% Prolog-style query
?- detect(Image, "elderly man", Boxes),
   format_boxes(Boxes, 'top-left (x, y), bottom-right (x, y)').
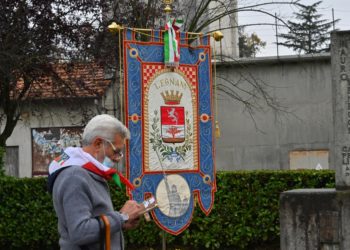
top-left (48, 114), bottom-right (143, 250)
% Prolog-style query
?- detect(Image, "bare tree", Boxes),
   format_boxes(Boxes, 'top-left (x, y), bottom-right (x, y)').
top-left (178, 0), bottom-right (296, 33)
top-left (0, 0), bottom-right (109, 148)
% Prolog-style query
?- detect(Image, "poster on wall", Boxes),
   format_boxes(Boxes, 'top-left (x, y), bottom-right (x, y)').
top-left (31, 127), bottom-right (83, 175)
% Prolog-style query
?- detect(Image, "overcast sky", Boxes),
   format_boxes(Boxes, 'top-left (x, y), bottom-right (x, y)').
top-left (238, 0), bottom-right (350, 57)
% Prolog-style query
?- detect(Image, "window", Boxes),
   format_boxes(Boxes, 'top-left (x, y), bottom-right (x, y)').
top-left (289, 150), bottom-right (329, 170)
top-left (5, 146), bottom-right (19, 177)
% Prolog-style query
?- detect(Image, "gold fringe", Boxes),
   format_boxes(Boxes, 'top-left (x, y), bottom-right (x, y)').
top-left (215, 121), bottom-right (221, 138)
top-left (213, 35), bottom-right (220, 138)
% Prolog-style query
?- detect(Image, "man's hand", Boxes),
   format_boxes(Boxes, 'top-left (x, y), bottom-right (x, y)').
top-left (119, 200), bottom-right (143, 230)
top-left (119, 198), bottom-right (158, 230)
top-left (120, 200), bottom-right (144, 221)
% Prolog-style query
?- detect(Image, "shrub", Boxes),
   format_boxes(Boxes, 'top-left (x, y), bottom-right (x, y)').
top-left (0, 177), bottom-right (58, 249)
top-left (0, 147), bottom-right (5, 176)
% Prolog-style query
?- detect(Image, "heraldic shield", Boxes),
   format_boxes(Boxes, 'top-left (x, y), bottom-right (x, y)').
top-left (123, 29), bottom-right (216, 235)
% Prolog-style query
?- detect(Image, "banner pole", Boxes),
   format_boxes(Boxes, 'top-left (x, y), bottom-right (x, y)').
top-left (162, 231), bottom-right (167, 250)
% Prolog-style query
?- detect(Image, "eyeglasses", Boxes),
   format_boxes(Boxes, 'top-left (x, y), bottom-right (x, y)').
top-left (104, 139), bottom-right (124, 159)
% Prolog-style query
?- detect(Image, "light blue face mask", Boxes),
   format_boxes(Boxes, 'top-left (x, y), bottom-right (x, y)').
top-left (101, 142), bottom-right (115, 168)
top-left (102, 156), bottom-right (115, 168)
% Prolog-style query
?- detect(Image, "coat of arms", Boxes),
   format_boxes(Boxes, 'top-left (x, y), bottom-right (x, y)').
top-left (147, 71), bottom-right (196, 170)
top-left (160, 90), bottom-right (185, 143)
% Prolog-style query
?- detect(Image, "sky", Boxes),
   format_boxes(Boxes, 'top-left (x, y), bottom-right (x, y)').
top-left (237, 0), bottom-right (350, 57)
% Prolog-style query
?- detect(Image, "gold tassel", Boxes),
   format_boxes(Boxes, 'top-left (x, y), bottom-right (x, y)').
top-left (215, 121), bottom-right (221, 138)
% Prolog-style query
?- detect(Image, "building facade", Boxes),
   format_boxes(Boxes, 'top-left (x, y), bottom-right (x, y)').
top-left (215, 53), bottom-right (333, 170)
top-left (3, 54), bottom-right (333, 177)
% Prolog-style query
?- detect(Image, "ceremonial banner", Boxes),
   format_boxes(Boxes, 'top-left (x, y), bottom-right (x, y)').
top-left (124, 29), bottom-right (216, 235)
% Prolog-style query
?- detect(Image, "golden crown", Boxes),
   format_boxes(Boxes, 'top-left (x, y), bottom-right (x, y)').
top-left (161, 90), bottom-right (183, 105)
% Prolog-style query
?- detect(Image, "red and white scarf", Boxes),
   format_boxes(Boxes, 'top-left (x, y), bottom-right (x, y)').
top-left (49, 147), bottom-right (134, 190)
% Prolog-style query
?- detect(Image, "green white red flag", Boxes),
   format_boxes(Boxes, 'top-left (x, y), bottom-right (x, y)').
top-left (164, 19), bottom-right (183, 66)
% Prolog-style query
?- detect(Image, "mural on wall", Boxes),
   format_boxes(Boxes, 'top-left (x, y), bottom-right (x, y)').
top-left (31, 127), bottom-right (83, 175)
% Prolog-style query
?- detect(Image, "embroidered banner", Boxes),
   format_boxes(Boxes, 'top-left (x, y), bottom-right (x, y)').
top-left (124, 29), bottom-right (216, 235)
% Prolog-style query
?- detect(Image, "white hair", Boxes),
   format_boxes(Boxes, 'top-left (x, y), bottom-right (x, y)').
top-left (82, 114), bottom-right (130, 146)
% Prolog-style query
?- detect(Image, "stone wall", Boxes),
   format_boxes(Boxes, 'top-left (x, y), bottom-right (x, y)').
top-left (280, 189), bottom-right (350, 250)
top-left (280, 30), bottom-right (350, 250)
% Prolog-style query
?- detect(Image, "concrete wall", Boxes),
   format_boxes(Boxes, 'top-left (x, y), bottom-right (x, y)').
top-left (279, 31), bottom-right (350, 250)
top-left (280, 189), bottom-right (350, 250)
top-left (331, 31), bottom-right (350, 190)
top-left (215, 54), bottom-right (333, 170)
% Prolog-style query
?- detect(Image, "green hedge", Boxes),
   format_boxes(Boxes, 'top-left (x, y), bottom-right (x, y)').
top-left (0, 147), bottom-right (4, 176)
top-left (0, 170), bottom-right (335, 250)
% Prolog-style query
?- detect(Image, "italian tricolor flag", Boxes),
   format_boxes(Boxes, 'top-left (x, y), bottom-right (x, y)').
top-left (164, 19), bottom-right (183, 66)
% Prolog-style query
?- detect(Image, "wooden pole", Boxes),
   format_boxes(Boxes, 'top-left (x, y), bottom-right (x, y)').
top-left (162, 231), bottom-right (167, 250)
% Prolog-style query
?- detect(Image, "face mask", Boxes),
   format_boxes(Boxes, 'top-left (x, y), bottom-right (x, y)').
top-left (102, 156), bottom-right (115, 168)
top-left (101, 142), bottom-right (115, 168)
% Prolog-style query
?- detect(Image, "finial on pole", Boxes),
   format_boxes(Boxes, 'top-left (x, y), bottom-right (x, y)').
top-left (108, 22), bottom-right (123, 34)
top-left (212, 31), bottom-right (224, 42)
top-left (163, 0), bottom-right (174, 15)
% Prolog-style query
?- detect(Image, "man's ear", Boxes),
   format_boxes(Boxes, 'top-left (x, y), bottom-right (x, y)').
top-left (92, 137), bottom-right (103, 149)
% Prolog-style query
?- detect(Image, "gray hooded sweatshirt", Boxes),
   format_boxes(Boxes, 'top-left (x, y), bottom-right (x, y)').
top-left (52, 165), bottom-right (125, 250)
